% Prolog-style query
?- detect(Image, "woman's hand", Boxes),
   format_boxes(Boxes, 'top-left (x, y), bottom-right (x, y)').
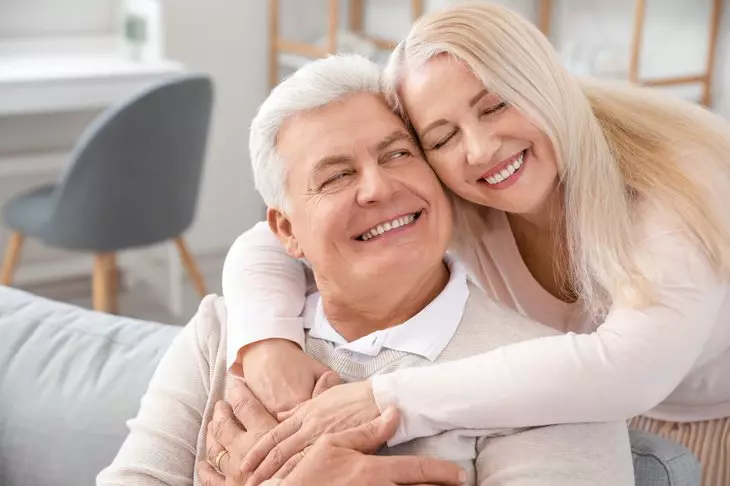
top-left (241, 380), bottom-right (381, 484)
top-left (240, 338), bottom-right (332, 414)
top-left (280, 408), bottom-right (466, 486)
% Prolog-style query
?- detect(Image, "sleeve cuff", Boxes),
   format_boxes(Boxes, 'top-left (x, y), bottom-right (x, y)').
top-left (372, 373), bottom-right (411, 446)
top-left (226, 316), bottom-right (306, 376)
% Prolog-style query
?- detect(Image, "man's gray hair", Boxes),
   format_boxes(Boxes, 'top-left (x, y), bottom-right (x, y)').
top-left (250, 54), bottom-right (383, 211)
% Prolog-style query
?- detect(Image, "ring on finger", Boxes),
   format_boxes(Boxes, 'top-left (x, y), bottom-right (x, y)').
top-left (212, 449), bottom-right (229, 475)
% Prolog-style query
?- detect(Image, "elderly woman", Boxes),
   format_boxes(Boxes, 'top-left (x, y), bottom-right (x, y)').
top-left (97, 55), bottom-right (633, 485)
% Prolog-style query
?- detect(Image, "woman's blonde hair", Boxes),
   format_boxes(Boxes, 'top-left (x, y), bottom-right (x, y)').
top-left (384, 1), bottom-right (730, 315)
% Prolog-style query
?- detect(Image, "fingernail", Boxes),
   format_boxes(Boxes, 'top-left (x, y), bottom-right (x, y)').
top-left (382, 407), bottom-right (396, 420)
top-left (459, 469), bottom-right (468, 484)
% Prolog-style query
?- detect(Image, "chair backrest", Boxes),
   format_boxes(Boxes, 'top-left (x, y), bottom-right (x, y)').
top-left (45, 74), bottom-right (214, 251)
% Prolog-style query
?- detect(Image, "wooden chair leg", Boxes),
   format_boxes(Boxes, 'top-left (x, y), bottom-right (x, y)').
top-left (93, 253), bottom-right (118, 314)
top-left (173, 237), bottom-right (208, 298)
top-left (1, 231), bottom-right (25, 286)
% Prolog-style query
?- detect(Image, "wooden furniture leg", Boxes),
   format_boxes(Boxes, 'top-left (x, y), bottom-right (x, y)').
top-left (93, 253), bottom-right (118, 313)
top-left (327, 0), bottom-right (339, 54)
top-left (539, 0), bottom-right (553, 37)
top-left (174, 237), bottom-right (208, 298)
top-left (628, 0), bottom-right (647, 83)
top-left (702, 0), bottom-right (722, 106)
top-left (1, 231), bottom-right (25, 286)
top-left (269, 0), bottom-right (280, 89)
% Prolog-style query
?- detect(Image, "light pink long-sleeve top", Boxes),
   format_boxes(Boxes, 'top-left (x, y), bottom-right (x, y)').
top-left (222, 205), bottom-right (730, 445)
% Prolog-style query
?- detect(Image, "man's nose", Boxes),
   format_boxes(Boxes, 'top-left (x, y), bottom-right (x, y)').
top-left (356, 165), bottom-right (398, 205)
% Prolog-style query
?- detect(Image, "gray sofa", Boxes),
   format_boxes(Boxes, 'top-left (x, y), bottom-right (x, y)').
top-left (0, 286), bottom-right (701, 486)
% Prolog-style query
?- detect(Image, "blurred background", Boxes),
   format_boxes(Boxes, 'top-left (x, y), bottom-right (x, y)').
top-left (0, 0), bottom-right (727, 324)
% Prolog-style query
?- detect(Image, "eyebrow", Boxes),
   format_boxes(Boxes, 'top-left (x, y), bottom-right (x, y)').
top-left (420, 89), bottom-right (491, 138)
top-left (310, 154), bottom-right (351, 178)
top-left (309, 130), bottom-right (413, 180)
top-left (375, 130), bottom-right (413, 152)
top-left (469, 89), bottom-right (489, 107)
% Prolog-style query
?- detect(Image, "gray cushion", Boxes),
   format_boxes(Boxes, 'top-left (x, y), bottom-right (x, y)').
top-left (0, 286), bottom-right (701, 486)
top-left (0, 286), bottom-right (180, 486)
top-left (630, 428), bottom-right (702, 486)
top-left (2, 185), bottom-right (56, 235)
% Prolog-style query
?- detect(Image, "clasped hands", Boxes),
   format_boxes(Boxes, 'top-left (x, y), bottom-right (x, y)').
top-left (197, 341), bottom-right (465, 486)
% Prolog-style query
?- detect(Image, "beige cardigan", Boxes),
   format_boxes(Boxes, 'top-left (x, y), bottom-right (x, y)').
top-left (98, 294), bottom-right (633, 485)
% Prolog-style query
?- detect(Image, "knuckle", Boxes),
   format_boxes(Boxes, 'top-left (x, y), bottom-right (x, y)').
top-left (205, 442), bottom-right (217, 462)
top-left (214, 400), bottom-right (227, 415)
top-left (269, 445), bottom-right (286, 467)
top-left (231, 394), bottom-right (255, 420)
top-left (268, 427), bottom-right (285, 446)
top-left (211, 415), bottom-right (226, 439)
top-left (361, 420), bottom-right (378, 440)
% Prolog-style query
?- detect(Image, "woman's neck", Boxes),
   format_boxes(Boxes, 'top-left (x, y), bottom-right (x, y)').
top-left (318, 261), bottom-right (450, 342)
top-left (509, 188), bottom-right (563, 233)
top-left (506, 191), bottom-right (577, 302)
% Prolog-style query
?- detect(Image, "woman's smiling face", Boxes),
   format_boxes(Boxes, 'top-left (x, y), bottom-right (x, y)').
top-left (400, 55), bottom-right (559, 217)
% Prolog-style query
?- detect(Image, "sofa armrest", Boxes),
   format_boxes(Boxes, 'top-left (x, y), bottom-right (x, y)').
top-left (630, 428), bottom-right (701, 486)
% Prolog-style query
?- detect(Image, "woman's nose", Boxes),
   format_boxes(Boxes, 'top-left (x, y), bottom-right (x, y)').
top-left (464, 129), bottom-right (501, 166)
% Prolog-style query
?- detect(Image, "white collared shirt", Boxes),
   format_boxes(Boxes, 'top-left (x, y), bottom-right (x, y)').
top-left (303, 256), bottom-right (470, 363)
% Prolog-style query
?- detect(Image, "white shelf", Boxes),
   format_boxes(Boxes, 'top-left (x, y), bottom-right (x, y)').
top-left (0, 36), bottom-right (186, 115)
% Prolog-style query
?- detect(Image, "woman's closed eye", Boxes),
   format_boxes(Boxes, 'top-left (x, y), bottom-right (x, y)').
top-left (480, 101), bottom-right (508, 118)
top-left (430, 131), bottom-right (457, 151)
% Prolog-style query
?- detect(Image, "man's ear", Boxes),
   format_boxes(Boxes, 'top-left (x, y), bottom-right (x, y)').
top-left (267, 207), bottom-right (305, 258)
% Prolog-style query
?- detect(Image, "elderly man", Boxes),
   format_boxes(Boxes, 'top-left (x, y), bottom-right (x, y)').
top-left (98, 55), bottom-right (634, 485)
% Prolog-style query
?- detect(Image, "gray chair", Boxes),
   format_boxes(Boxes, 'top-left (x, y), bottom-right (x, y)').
top-left (0, 74), bottom-right (214, 313)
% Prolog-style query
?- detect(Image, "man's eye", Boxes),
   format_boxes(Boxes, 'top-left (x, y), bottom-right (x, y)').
top-left (321, 171), bottom-right (352, 188)
top-left (388, 149), bottom-right (411, 160)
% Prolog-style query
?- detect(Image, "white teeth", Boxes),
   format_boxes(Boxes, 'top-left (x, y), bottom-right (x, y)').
top-left (359, 213), bottom-right (418, 241)
top-left (483, 152), bottom-right (524, 186)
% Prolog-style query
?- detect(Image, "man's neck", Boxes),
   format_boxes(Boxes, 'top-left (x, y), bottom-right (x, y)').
top-left (317, 261), bottom-right (450, 342)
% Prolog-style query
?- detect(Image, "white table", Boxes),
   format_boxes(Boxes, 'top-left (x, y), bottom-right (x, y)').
top-left (0, 37), bottom-right (185, 115)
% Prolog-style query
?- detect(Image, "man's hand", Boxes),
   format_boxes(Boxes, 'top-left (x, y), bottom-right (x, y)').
top-left (240, 338), bottom-right (332, 414)
top-left (198, 373), bottom-right (342, 485)
top-left (279, 407), bottom-right (467, 486)
top-left (241, 380), bottom-right (381, 483)
top-left (198, 379), bottom-right (279, 485)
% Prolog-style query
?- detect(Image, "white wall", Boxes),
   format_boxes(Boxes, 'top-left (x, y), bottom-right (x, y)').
top-left (1, 0), bottom-right (729, 290)
top-left (161, 0), bottom-right (268, 253)
top-left (0, 0), bottom-right (117, 38)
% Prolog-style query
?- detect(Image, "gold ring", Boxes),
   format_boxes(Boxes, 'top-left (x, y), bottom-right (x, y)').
top-left (213, 449), bottom-right (229, 475)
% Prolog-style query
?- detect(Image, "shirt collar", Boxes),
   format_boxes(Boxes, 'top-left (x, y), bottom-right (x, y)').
top-left (304, 255), bottom-right (470, 361)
